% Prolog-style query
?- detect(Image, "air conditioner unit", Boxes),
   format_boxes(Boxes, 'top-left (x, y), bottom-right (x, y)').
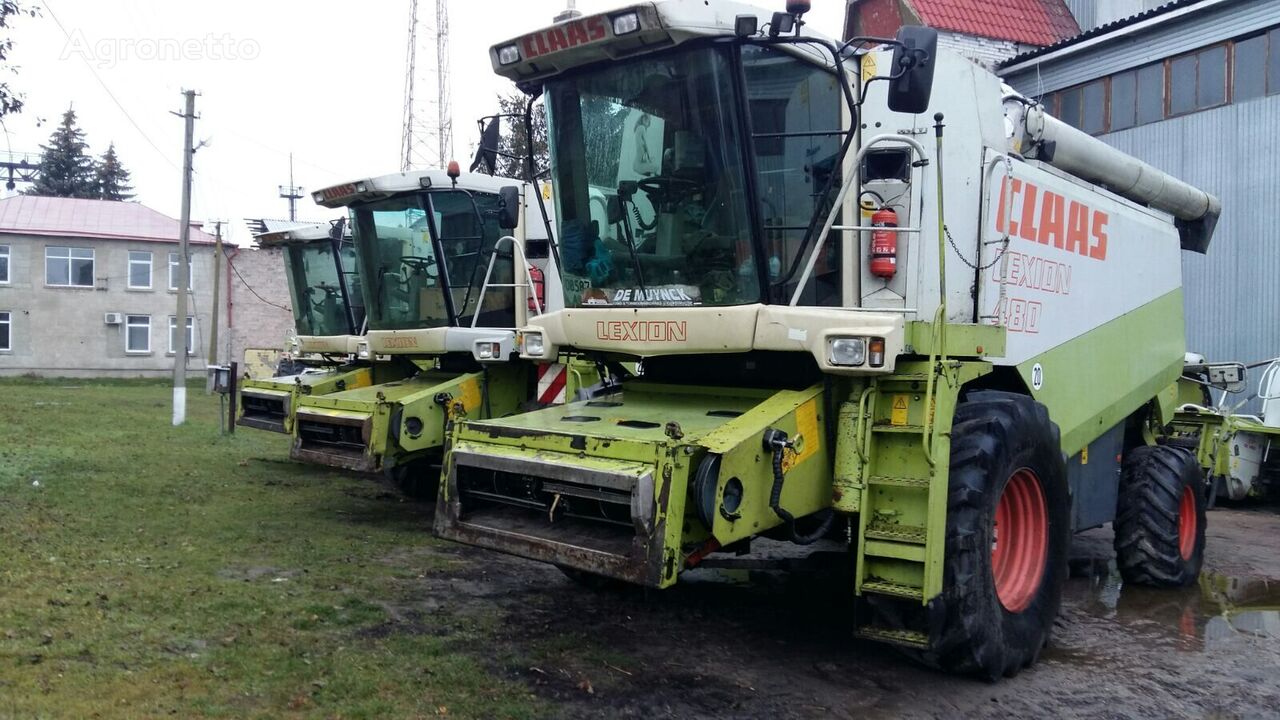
top-left (104, 312), bottom-right (123, 325)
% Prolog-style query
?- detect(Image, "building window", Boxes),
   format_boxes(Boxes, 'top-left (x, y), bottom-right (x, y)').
top-left (0, 311), bottom-right (9, 351)
top-left (1271, 28), bottom-right (1280, 94)
top-left (168, 315), bottom-right (194, 355)
top-left (45, 246), bottom-right (95, 287)
top-left (125, 314), bottom-right (150, 353)
top-left (167, 252), bottom-right (193, 291)
top-left (1042, 26), bottom-right (1280, 135)
top-left (128, 251), bottom-right (152, 289)
top-left (1110, 70), bottom-right (1137, 131)
top-left (1135, 62), bottom-right (1164, 125)
top-left (1235, 33), bottom-right (1267, 102)
top-left (0, 244), bottom-right (9, 284)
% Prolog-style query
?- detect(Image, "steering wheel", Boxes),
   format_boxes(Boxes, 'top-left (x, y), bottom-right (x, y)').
top-left (399, 256), bottom-right (438, 279)
top-left (637, 175), bottom-right (701, 210)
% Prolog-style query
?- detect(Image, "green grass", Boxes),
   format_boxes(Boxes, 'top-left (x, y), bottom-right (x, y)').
top-left (0, 379), bottom-right (540, 719)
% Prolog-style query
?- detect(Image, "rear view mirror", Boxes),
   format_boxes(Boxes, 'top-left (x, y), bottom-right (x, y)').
top-left (606, 195), bottom-right (623, 225)
top-left (470, 116), bottom-right (501, 176)
top-left (1185, 361), bottom-right (1247, 395)
top-left (328, 216), bottom-right (347, 242)
top-left (887, 26), bottom-right (937, 114)
top-left (498, 185), bottom-right (520, 230)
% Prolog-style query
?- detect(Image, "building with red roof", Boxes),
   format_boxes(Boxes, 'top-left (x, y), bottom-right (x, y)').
top-left (0, 195), bottom-right (224, 376)
top-left (845, 0), bottom-right (1081, 67)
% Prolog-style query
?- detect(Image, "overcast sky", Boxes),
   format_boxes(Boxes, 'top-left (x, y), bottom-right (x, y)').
top-left (3, 0), bottom-right (845, 245)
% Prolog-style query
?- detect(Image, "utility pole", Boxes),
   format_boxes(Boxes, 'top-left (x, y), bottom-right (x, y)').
top-left (207, 220), bottom-right (223, 380)
top-left (171, 89), bottom-right (197, 425)
top-left (278, 153), bottom-right (304, 222)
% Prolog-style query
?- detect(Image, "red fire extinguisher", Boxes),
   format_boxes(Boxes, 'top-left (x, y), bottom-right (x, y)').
top-left (527, 265), bottom-right (546, 313)
top-left (869, 207), bottom-right (898, 279)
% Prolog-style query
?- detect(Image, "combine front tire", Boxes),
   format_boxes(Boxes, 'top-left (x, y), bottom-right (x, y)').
top-left (927, 391), bottom-right (1070, 679)
top-left (1114, 445), bottom-right (1205, 587)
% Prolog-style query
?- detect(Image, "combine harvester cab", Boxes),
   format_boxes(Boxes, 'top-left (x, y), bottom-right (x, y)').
top-left (436, 0), bottom-right (1222, 677)
top-left (290, 167), bottom-right (572, 496)
top-left (237, 223), bottom-right (400, 434)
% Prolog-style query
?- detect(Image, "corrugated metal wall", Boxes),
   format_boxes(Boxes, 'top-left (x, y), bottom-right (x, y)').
top-left (1099, 94), bottom-right (1280, 407)
top-left (1004, 0), bottom-right (1280, 94)
top-left (1002, 1), bottom-right (1280, 408)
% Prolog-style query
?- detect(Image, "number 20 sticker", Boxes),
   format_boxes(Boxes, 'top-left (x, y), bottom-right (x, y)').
top-left (1031, 363), bottom-right (1044, 391)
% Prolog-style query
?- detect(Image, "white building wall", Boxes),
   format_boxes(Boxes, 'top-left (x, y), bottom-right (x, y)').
top-left (0, 234), bottom-right (215, 377)
top-left (937, 31), bottom-right (1036, 70)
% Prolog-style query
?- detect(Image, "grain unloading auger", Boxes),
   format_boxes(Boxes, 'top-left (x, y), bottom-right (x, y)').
top-left (434, 0), bottom-right (1222, 678)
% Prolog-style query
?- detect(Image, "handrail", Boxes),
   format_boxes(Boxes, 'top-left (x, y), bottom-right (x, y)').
top-left (471, 235), bottom-right (543, 330)
top-left (788, 133), bottom-right (930, 307)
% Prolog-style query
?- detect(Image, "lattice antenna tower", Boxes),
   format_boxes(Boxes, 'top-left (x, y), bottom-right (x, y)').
top-left (400, 0), bottom-right (453, 172)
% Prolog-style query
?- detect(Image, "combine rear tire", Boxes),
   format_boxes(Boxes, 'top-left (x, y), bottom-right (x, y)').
top-left (383, 457), bottom-right (441, 501)
top-left (1114, 445), bottom-right (1205, 587)
top-left (924, 391), bottom-right (1070, 679)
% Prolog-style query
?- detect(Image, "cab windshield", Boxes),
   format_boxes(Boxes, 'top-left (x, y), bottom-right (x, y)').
top-left (282, 240), bottom-right (364, 337)
top-left (545, 43), bottom-right (843, 308)
top-left (546, 45), bottom-right (756, 308)
top-left (349, 190), bottom-right (515, 331)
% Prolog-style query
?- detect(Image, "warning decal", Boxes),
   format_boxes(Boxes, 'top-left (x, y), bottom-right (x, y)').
top-left (891, 395), bottom-right (910, 426)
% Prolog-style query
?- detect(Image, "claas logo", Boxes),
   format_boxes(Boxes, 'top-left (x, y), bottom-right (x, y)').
top-left (996, 177), bottom-right (1109, 261)
top-left (518, 16), bottom-right (608, 60)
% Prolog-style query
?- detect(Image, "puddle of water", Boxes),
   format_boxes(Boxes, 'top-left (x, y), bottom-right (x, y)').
top-left (1056, 557), bottom-right (1280, 659)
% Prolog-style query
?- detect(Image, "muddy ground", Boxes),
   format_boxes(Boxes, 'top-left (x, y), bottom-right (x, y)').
top-left (381, 505), bottom-right (1280, 719)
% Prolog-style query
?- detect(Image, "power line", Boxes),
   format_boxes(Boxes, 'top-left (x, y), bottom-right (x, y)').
top-left (226, 254), bottom-right (292, 313)
top-left (42, 0), bottom-right (181, 172)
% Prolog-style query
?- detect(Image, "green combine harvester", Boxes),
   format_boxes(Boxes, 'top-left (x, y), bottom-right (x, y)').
top-left (433, 0), bottom-right (1226, 678)
top-left (237, 223), bottom-right (406, 434)
top-left (289, 166), bottom-right (586, 496)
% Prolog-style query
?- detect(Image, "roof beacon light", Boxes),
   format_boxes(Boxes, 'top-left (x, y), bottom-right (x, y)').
top-left (611, 11), bottom-right (640, 36)
top-left (447, 160), bottom-right (460, 187)
top-left (497, 44), bottom-right (520, 65)
top-left (785, 0), bottom-right (810, 15)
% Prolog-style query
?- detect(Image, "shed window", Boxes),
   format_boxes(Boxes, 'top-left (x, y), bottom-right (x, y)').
top-left (1135, 63), bottom-right (1164, 125)
top-left (0, 244), bottom-right (8, 284)
top-left (1057, 86), bottom-right (1082, 129)
top-left (1235, 34), bottom-right (1267, 101)
top-left (1197, 45), bottom-right (1227, 108)
top-left (1109, 70), bottom-right (1136, 130)
top-left (1169, 54), bottom-right (1197, 115)
top-left (1270, 28), bottom-right (1280, 94)
top-left (1081, 80), bottom-right (1106, 134)
top-left (0, 311), bottom-right (9, 351)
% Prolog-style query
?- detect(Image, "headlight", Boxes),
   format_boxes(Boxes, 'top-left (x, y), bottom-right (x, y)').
top-left (354, 181), bottom-right (368, 193)
top-left (611, 11), bottom-right (640, 35)
top-left (356, 341), bottom-right (371, 360)
top-left (828, 337), bottom-right (866, 366)
top-left (475, 341), bottom-right (500, 360)
top-left (288, 338), bottom-right (300, 355)
top-left (496, 44), bottom-right (520, 65)
top-left (523, 332), bottom-right (545, 357)
top-left (311, 191), bottom-right (323, 203)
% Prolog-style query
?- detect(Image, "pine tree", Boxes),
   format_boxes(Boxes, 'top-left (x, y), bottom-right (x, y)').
top-left (26, 107), bottom-right (97, 198)
top-left (94, 143), bottom-right (134, 201)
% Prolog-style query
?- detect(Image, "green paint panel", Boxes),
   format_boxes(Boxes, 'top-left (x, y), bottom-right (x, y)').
top-left (1020, 290), bottom-right (1185, 456)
